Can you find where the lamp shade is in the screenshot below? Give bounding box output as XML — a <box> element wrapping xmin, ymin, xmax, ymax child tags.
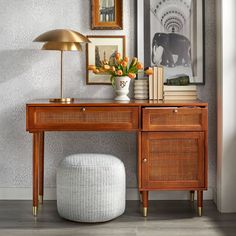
<box><xmin>42</xmin><ymin>42</ymin><xmax>82</xmax><ymax>51</ymax></box>
<box><xmin>33</xmin><ymin>29</ymin><xmax>90</xmax><ymax>43</ymax></box>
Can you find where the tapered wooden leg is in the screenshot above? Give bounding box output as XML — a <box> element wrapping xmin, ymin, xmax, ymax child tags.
<box><xmin>190</xmin><ymin>190</ymin><xmax>195</xmax><ymax>202</ymax></box>
<box><xmin>197</xmin><ymin>191</ymin><xmax>203</xmax><ymax>216</ymax></box>
<box><xmin>38</xmin><ymin>132</ymin><xmax>44</xmax><ymax>204</ymax></box>
<box><xmin>33</xmin><ymin>133</ymin><xmax>40</xmax><ymax>216</ymax></box>
<box><xmin>142</xmin><ymin>191</ymin><xmax>148</xmax><ymax>217</ymax></box>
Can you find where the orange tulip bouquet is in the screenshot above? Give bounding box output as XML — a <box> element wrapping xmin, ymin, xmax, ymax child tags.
<box><xmin>88</xmin><ymin>52</ymin><xmax>153</xmax><ymax>101</ymax></box>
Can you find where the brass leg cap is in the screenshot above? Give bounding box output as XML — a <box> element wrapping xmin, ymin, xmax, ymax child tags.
<box><xmin>143</xmin><ymin>207</ymin><xmax>148</xmax><ymax>217</ymax></box>
<box><xmin>33</xmin><ymin>206</ymin><xmax>38</xmax><ymax>216</ymax></box>
<box><xmin>198</xmin><ymin>207</ymin><xmax>202</xmax><ymax>217</ymax></box>
<box><xmin>38</xmin><ymin>195</ymin><xmax>43</xmax><ymax>204</ymax></box>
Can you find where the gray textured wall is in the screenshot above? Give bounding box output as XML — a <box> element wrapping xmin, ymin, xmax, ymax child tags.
<box><xmin>0</xmin><ymin>0</ymin><xmax>216</xmax><ymax>200</ymax></box>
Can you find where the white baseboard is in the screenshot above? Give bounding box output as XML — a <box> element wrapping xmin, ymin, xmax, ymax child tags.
<box><xmin>0</xmin><ymin>187</ymin><xmax>213</xmax><ymax>200</ymax></box>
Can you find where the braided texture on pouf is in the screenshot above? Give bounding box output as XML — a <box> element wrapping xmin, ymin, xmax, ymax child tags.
<box><xmin>57</xmin><ymin>153</ymin><xmax>126</xmax><ymax>222</ymax></box>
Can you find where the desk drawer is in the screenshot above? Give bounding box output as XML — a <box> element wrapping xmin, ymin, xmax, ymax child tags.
<box><xmin>142</xmin><ymin>107</ymin><xmax>207</xmax><ymax>131</ymax></box>
<box><xmin>27</xmin><ymin>106</ymin><xmax>139</xmax><ymax>131</ymax></box>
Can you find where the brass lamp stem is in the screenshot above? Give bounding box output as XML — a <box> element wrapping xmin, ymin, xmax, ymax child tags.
<box><xmin>49</xmin><ymin>49</ymin><xmax>74</xmax><ymax>103</ymax></box>
<box><xmin>60</xmin><ymin>50</ymin><xmax>63</xmax><ymax>99</ymax></box>
<box><xmin>49</xmin><ymin>50</ymin><xmax>73</xmax><ymax>103</ymax></box>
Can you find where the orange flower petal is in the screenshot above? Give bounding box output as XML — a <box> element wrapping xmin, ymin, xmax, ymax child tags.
<box><xmin>88</xmin><ymin>65</ymin><xmax>96</xmax><ymax>70</ymax></box>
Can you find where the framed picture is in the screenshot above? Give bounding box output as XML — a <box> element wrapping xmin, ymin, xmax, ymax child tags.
<box><xmin>137</xmin><ymin>0</ymin><xmax>205</xmax><ymax>84</ymax></box>
<box><xmin>91</xmin><ymin>0</ymin><xmax>123</xmax><ymax>30</ymax></box>
<box><xmin>86</xmin><ymin>35</ymin><xmax>126</xmax><ymax>85</ymax></box>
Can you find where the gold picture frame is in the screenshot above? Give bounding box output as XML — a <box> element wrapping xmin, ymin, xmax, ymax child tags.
<box><xmin>86</xmin><ymin>35</ymin><xmax>126</xmax><ymax>85</ymax></box>
<box><xmin>91</xmin><ymin>0</ymin><xmax>123</xmax><ymax>30</ymax></box>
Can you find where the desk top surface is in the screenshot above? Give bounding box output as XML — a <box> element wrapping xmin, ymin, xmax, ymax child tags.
<box><xmin>26</xmin><ymin>99</ymin><xmax>207</xmax><ymax>107</ymax></box>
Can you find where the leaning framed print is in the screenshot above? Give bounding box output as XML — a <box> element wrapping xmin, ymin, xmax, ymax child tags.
<box><xmin>137</xmin><ymin>0</ymin><xmax>205</xmax><ymax>84</ymax></box>
<box><xmin>91</xmin><ymin>0</ymin><xmax>123</xmax><ymax>30</ymax></box>
<box><xmin>86</xmin><ymin>35</ymin><xmax>126</xmax><ymax>84</ymax></box>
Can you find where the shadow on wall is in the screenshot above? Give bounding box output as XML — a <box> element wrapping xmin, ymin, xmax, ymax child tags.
<box><xmin>0</xmin><ymin>48</ymin><xmax>53</xmax><ymax>187</ymax></box>
<box><xmin>0</xmin><ymin>49</ymin><xmax>44</xmax><ymax>83</ymax></box>
<box><xmin>0</xmin><ymin>104</ymin><xmax>31</xmax><ymax>183</ymax></box>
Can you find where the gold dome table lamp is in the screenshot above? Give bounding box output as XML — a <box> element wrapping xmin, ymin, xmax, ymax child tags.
<box><xmin>33</xmin><ymin>29</ymin><xmax>90</xmax><ymax>102</ymax></box>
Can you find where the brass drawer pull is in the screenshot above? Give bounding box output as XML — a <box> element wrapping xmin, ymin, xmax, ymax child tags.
<box><xmin>173</xmin><ymin>109</ymin><xmax>178</xmax><ymax>113</ymax></box>
<box><xmin>81</xmin><ymin>107</ymin><xmax>86</xmax><ymax>112</ymax></box>
<box><xmin>143</xmin><ymin>158</ymin><xmax>147</xmax><ymax>163</ymax></box>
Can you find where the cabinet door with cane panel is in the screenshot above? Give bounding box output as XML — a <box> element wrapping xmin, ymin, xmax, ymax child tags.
<box><xmin>141</xmin><ymin>132</ymin><xmax>205</xmax><ymax>189</ymax></box>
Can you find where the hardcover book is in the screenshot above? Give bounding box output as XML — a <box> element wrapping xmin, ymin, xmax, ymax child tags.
<box><xmin>149</xmin><ymin>67</ymin><xmax>153</xmax><ymax>100</ymax></box>
<box><xmin>164</xmin><ymin>91</ymin><xmax>197</xmax><ymax>96</ymax></box>
<box><xmin>164</xmin><ymin>85</ymin><xmax>197</xmax><ymax>91</ymax></box>
<box><xmin>164</xmin><ymin>95</ymin><xmax>198</xmax><ymax>100</ymax></box>
<box><xmin>153</xmin><ymin>67</ymin><xmax>158</xmax><ymax>100</ymax></box>
<box><xmin>157</xmin><ymin>66</ymin><xmax>164</xmax><ymax>100</ymax></box>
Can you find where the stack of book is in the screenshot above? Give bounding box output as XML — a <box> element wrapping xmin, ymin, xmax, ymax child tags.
<box><xmin>163</xmin><ymin>85</ymin><xmax>197</xmax><ymax>101</ymax></box>
<box><xmin>149</xmin><ymin>66</ymin><xmax>164</xmax><ymax>100</ymax></box>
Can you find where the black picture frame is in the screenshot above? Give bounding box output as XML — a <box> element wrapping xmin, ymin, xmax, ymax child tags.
<box><xmin>137</xmin><ymin>0</ymin><xmax>205</xmax><ymax>85</ymax></box>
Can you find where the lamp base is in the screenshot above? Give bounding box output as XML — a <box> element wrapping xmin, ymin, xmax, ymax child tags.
<box><xmin>49</xmin><ymin>98</ymin><xmax>74</xmax><ymax>103</ymax></box>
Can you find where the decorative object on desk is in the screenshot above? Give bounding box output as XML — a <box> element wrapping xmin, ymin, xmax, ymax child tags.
<box><xmin>114</xmin><ymin>76</ymin><xmax>131</xmax><ymax>101</ymax></box>
<box><xmin>88</xmin><ymin>51</ymin><xmax>152</xmax><ymax>100</ymax></box>
<box><xmin>91</xmin><ymin>0</ymin><xmax>123</xmax><ymax>30</ymax></box>
<box><xmin>134</xmin><ymin>79</ymin><xmax>149</xmax><ymax>100</ymax></box>
<box><xmin>86</xmin><ymin>35</ymin><xmax>125</xmax><ymax>85</ymax></box>
<box><xmin>33</xmin><ymin>29</ymin><xmax>90</xmax><ymax>103</ymax></box>
<box><xmin>166</xmin><ymin>74</ymin><xmax>190</xmax><ymax>85</ymax></box>
<box><xmin>148</xmin><ymin>66</ymin><xmax>164</xmax><ymax>100</ymax></box>
<box><xmin>137</xmin><ymin>0</ymin><xmax>205</xmax><ymax>84</ymax></box>
<box><xmin>163</xmin><ymin>85</ymin><xmax>197</xmax><ymax>100</ymax></box>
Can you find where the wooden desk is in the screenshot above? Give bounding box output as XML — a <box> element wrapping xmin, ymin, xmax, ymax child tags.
<box><xmin>26</xmin><ymin>99</ymin><xmax>208</xmax><ymax>217</ymax></box>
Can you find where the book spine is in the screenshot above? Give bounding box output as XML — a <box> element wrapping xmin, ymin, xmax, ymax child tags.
<box><xmin>163</xmin><ymin>85</ymin><xmax>197</xmax><ymax>91</ymax></box>
<box><xmin>164</xmin><ymin>95</ymin><xmax>197</xmax><ymax>100</ymax></box>
<box><xmin>157</xmin><ymin>66</ymin><xmax>164</xmax><ymax>100</ymax></box>
<box><xmin>164</xmin><ymin>91</ymin><xmax>197</xmax><ymax>96</ymax></box>
<box><xmin>153</xmin><ymin>67</ymin><xmax>158</xmax><ymax>100</ymax></box>
<box><xmin>149</xmin><ymin>67</ymin><xmax>153</xmax><ymax>99</ymax></box>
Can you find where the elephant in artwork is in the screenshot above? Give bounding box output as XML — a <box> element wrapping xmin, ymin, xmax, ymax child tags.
<box><xmin>152</xmin><ymin>33</ymin><xmax>191</xmax><ymax>68</ymax></box>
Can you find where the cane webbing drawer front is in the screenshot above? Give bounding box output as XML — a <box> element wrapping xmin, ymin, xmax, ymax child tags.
<box><xmin>141</xmin><ymin>132</ymin><xmax>205</xmax><ymax>189</ymax></box>
<box><xmin>142</xmin><ymin>107</ymin><xmax>207</xmax><ymax>131</ymax></box>
<box><xmin>27</xmin><ymin>106</ymin><xmax>139</xmax><ymax>131</ymax></box>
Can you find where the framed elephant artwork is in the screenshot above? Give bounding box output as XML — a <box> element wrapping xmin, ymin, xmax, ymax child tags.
<box><xmin>137</xmin><ymin>0</ymin><xmax>205</xmax><ymax>84</ymax></box>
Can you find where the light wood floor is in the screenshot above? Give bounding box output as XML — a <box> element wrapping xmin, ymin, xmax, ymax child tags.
<box><xmin>0</xmin><ymin>200</ymin><xmax>235</xmax><ymax>236</ymax></box>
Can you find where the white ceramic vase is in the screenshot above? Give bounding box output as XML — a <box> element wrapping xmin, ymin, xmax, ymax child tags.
<box><xmin>114</xmin><ymin>76</ymin><xmax>131</xmax><ymax>101</ymax></box>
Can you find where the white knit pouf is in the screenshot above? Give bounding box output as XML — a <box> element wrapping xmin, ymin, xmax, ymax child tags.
<box><xmin>56</xmin><ymin>154</ymin><xmax>126</xmax><ymax>222</ymax></box>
